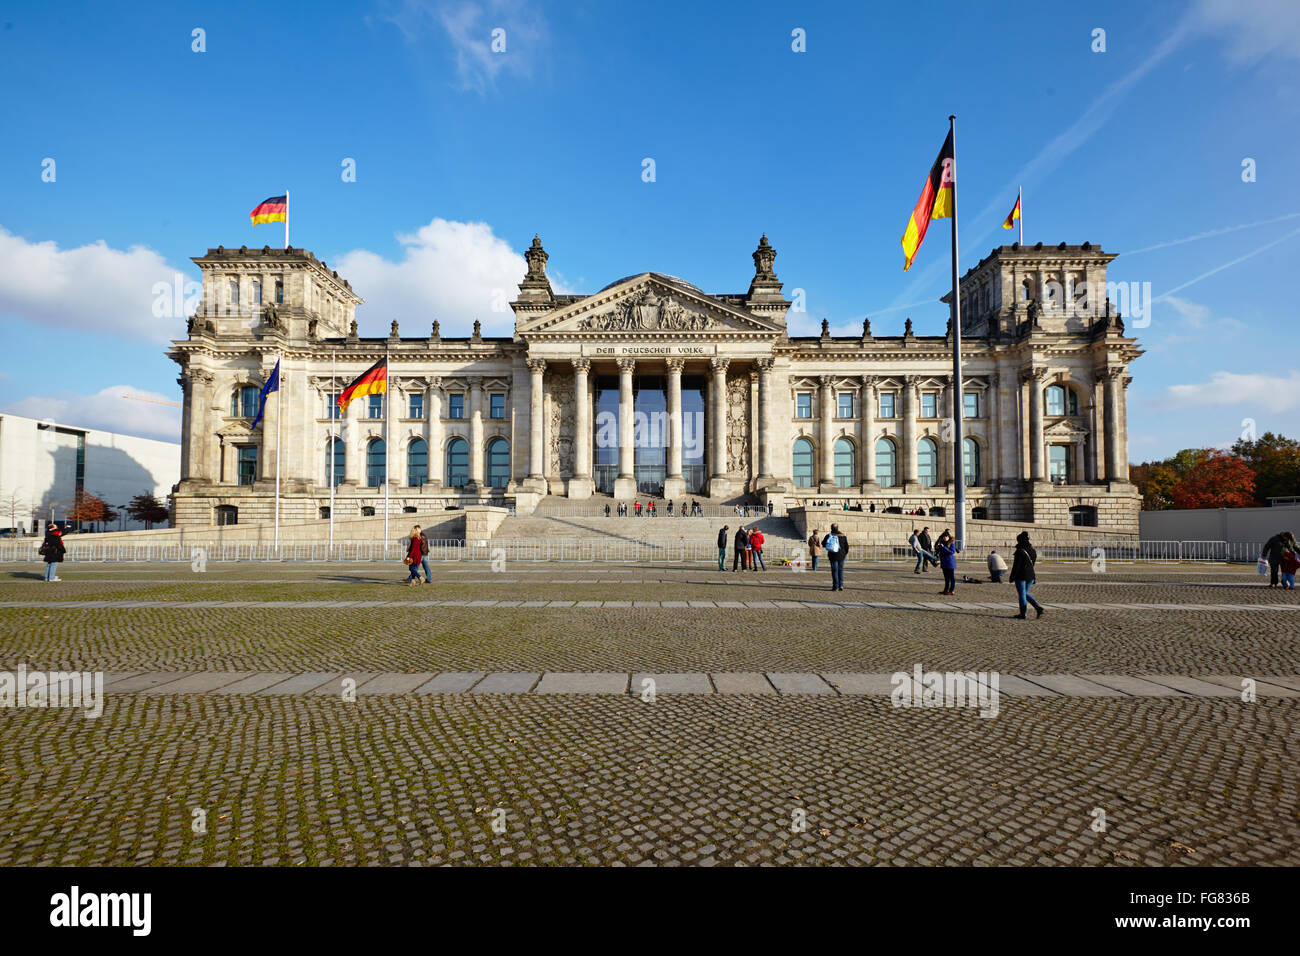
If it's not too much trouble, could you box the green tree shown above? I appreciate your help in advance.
[1231,432,1300,505]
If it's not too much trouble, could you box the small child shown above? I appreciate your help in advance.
[1281,548,1299,590]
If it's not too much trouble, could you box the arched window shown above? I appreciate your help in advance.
[1046,384,1078,416]
[215,504,238,526]
[792,438,814,488]
[361,506,375,517]
[366,438,386,487]
[1021,278,1032,301]
[833,438,855,488]
[446,437,469,487]
[487,437,510,488]
[231,385,259,418]
[326,437,344,487]
[963,437,980,487]
[917,437,939,487]
[875,438,897,487]
[407,438,428,487]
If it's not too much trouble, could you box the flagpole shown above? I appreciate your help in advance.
[384,346,390,553]
[284,189,290,250]
[1018,185,1023,245]
[275,351,282,554]
[329,347,336,556]
[948,115,967,553]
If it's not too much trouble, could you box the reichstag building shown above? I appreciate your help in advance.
[168,234,1142,532]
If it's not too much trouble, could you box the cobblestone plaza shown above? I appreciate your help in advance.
[1,557,1295,867]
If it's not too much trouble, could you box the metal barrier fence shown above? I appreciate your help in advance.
[532,502,770,519]
[0,538,1270,564]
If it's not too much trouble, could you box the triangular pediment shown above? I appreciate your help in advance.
[1044,418,1089,437]
[518,273,781,336]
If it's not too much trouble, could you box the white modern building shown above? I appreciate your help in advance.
[0,413,180,533]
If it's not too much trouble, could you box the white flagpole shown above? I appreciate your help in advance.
[274,352,282,553]
[329,347,336,555]
[284,189,290,250]
[948,115,966,553]
[384,347,390,552]
[1018,185,1023,245]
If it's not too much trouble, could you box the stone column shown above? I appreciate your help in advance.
[1118,376,1132,482]
[859,374,877,489]
[526,359,546,491]
[902,375,919,489]
[614,358,637,499]
[426,378,444,490]
[707,357,731,498]
[566,359,593,498]
[817,374,835,492]
[988,373,1001,490]
[467,376,485,491]
[1028,368,1047,482]
[663,358,686,499]
[754,358,776,487]
[1104,368,1123,483]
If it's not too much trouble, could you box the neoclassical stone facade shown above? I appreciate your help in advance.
[168,235,1142,531]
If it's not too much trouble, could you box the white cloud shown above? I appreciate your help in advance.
[0,226,190,344]
[5,386,181,443]
[336,218,567,337]
[1193,0,1300,62]
[1162,295,1211,328]
[1165,370,1300,413]
[379,0,548,93]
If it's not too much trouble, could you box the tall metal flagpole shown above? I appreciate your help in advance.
[383,346,390,552]
[1018,185,1023,245]
[284,189,290,250]
[948,115,967,552]
[274,350,282,553]
[329,348,336,555]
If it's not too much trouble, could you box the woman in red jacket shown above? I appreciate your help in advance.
[405,527,424,586]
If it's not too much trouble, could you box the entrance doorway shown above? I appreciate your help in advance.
[591,371,708,496]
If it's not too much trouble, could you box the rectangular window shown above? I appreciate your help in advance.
[879,392,896,419]
[837,393,854,419]
[489,393,506,419]
[921,391,938,418]
[237,446,258,486]
[795,393,812,419]
[368,394,383,419]
[274,278,284,304]
[1049,445,1071,484]
[448,393,464,419]
[251,278,262,305]
[228,278,240,307]
[408,394,424,419]
[325,393,340,419]
[964,391,979,419]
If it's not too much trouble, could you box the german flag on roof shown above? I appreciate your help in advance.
[250,195,287,226]
[337,358,387,413]
[900,130,954,271]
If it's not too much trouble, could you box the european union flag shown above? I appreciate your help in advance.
[251,359,280,429]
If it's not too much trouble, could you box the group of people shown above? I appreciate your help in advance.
[734,503,776,518]
[719,524,768,571]
[605,500,704,517]
[403,525,435,586]
[1261,531,1299,589]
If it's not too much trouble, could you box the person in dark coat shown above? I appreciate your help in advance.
[935,536,958,595]
[1009,531,1044,619]
[822,523,849,591]
[717,525,729,571]
[917,526,936,571]
[1261,531,1297,588]
[733,526,749,572]
[39,523,66,582]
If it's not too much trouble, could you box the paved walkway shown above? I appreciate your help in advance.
[92,670,1300,697]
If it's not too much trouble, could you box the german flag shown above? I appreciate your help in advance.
[337,358,387,413]
[900,130,955,271]
[1002,194,1021,229]
[249,195,287,226]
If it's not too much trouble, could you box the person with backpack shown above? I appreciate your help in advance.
[1009,531,1044,619]
[717,525,729,571]
[807,527,822,571]
[749,527,766,571]
[39,522,66,582]
[822,523,849,591]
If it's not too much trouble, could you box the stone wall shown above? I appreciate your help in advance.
[50,510,465,546]
[789,506,1137,550]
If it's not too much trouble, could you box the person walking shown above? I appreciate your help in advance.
[634,501,642,517]
[604,503,611,517]
[717,524,729,571]
[908,529,931,574]
[1009,531,1044,619]
[916,526,936,572]
[823,523,848,591]
[414,524,433,584]
[404,527,425,587]
[750,527,766,570]
[935,535,958,595]
[733,525,749,572]
[807,527,822,571]
[39,522,65,582]
[987,548,1007,583]
[1261,531,1297,588]
[667,500,674,516]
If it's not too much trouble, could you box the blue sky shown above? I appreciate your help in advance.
[2,0,1298,460]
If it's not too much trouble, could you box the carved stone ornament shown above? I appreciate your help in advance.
[577,286,716,332]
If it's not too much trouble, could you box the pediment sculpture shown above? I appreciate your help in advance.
[577,286,717,332]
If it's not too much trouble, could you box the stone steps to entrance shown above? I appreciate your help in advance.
[495,511,804,546]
